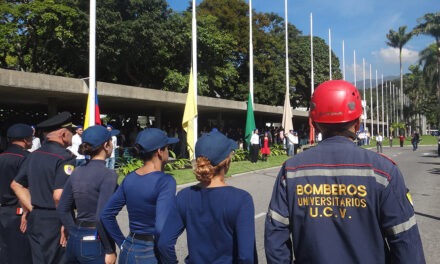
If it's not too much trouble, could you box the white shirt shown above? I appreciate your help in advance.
[250,133,260,145]
[376,135,383,142]
[110,135,118,158]
[29,137,41,152]
[292,135,299,144]
[68,133,85,159]
[317,133,323,142]
[286,133,295,146]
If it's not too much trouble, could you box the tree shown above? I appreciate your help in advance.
[0,0,87,75]
[386,26,413,122]
[413,12,440,125]
[418,44,440,126]
[290,36,342,108]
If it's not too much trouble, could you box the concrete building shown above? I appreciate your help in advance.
[0,68,309,131]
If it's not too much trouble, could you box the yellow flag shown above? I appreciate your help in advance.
[83,89,93,130]
[182,68,198,160]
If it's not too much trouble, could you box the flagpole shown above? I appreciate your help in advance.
[88,0,96,127]
[353,50,356,87]
[342,40,345,80]
[249,0,254,107]
[309,12,315,144]
[362,58,366,133]
[381,74,384,136]
[328,28,332,80]
[370,64,373,135]
[282,0,293,133]
[385,80,389,138]
[285,0,290,101]
[376,70,379,134]
[192,0,198,153]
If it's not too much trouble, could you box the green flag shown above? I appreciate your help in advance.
[245,93,256,145]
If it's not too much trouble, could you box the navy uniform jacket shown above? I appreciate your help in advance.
[15,141,76,209]
[265,136,425,264]
[0,144,29,206]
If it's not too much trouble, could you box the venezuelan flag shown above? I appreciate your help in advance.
[84,88,101,129]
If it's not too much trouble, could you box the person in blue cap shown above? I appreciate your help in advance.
[157,131,257,264]
[11,111,77,264]
[100,128,179,263]
[0,124,33,264]
[57,125,120,264]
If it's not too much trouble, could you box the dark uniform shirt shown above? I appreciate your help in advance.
[265,136,425,264]
[15,141,76,209]
[57,160,118,253]
[0,144,29,206]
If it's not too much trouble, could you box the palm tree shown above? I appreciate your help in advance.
[413,12,440,125]
[386,26,413,123]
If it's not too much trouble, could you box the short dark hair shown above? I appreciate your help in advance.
[315,119,358,140]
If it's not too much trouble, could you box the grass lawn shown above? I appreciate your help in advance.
[168,154,289,185]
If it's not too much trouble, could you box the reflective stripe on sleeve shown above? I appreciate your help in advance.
[386,215,417,236]
[286,168,389,187]
[268,209,290,226]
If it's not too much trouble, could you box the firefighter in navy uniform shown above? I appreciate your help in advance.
[0,124,33,264]
[264,80,425,264]
[11,112,77,264]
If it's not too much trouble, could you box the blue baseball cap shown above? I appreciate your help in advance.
[7,124,33,139]
[195,131,238,166]
[82,125,120,148]
[136,128,179,152]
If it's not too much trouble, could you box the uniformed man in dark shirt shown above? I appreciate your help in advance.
[11,112,77,264]
[0,123,33,264]
[265,80,425,264]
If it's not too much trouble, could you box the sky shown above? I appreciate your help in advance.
[166,0,438,83]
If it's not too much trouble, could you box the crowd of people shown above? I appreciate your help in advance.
[0,80,428,264]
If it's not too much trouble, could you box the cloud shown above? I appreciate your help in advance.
[374,47,419,64]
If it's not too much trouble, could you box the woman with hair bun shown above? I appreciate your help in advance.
[158,131,257,264]
[100,128,179,264]
[57,125,120,264]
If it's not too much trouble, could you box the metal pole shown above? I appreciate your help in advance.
[381,74,384,136]
[329,29,332,80]
[376,70,379,135]
[342,40,345,81]
[88,0,96,126]
[353,50,356,86]
[370,64,373,135]
[249,0,254,106]
[362,58,366,133]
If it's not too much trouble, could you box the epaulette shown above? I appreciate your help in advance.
[378,153,396,165]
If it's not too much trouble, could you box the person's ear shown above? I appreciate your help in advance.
[354,118,361,131]
[103,141,112,154]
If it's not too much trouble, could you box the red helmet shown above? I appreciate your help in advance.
[310,80,363,123]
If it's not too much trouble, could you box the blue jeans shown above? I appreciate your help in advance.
[119,236,157,264]
[65,226,104,264]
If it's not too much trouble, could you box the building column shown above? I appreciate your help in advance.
[47,98,57,116]
[155,108,162,129]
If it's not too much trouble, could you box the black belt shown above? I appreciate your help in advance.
[32,205,56,210]
[129,232,154,242]
[0,203,16,207]
[75,220,96,228]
